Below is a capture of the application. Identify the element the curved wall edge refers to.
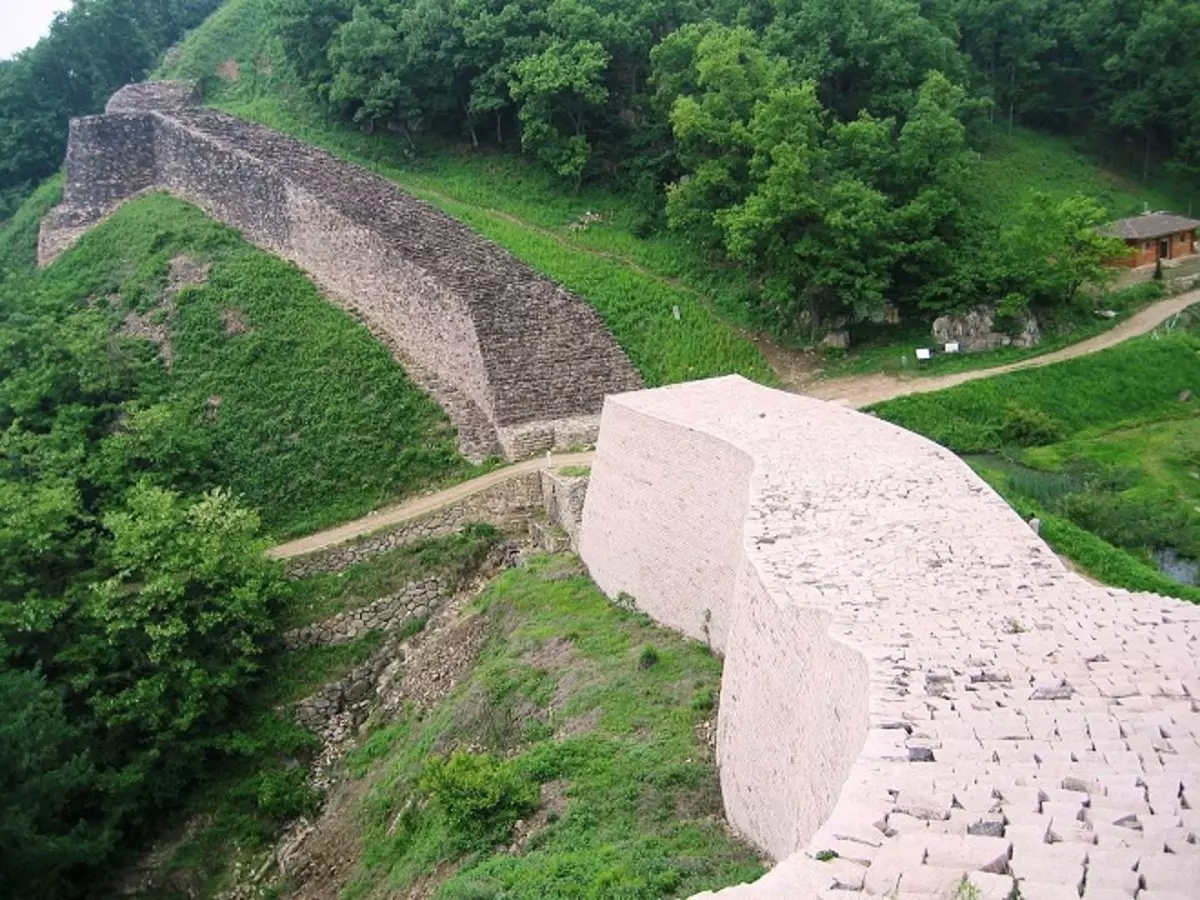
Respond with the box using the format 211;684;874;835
580;375;1200;899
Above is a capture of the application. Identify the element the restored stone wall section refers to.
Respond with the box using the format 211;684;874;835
581;405;752;652
580;397;867;860
581;376;1200;899
40;82;643;460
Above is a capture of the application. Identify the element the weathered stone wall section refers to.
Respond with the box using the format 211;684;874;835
539;469;589;550
580;376;1200;900
283;578;444;649
40;82;643;460
283;472;544;578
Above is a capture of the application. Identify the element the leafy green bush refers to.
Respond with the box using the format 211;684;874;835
999;403;1066;446
420;751;539;850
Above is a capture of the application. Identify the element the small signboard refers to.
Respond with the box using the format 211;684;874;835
944;342;960;354
915;348;932;361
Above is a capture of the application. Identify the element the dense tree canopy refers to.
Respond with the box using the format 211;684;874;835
266;0;1182;332
0;0;223;218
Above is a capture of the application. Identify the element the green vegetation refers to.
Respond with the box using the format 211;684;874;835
284;523;504;628
193;0;1198;345
874;308;1200;602
965;129;1192;232
0;176;62;278
329;556;763;899
0;0;223;217
7;192;471;536
0;188;483;898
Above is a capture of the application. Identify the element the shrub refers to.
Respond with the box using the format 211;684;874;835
638;645;661;670
999;403;1066;446
419;751;539;850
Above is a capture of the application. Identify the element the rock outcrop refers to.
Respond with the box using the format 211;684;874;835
932;305;1040;353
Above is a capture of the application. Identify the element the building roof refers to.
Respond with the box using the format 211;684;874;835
1102;212;1200;240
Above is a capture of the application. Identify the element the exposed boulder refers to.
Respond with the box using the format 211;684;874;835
931;306;1039;353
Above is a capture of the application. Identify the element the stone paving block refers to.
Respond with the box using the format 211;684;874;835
1138;853;1200;894
1080;888;1134;900
898;866;968;895
1009;843;1087;886
1017;880;1086;900
964;871;1014;900
922;834;1010;873
862;834;927;896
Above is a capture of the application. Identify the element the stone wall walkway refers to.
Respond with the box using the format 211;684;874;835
579;376;1200;900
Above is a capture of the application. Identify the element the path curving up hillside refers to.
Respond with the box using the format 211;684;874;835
268;451;595;560
270;291;1198;559
804;290;1200;407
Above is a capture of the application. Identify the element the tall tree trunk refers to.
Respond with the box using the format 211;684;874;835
496;112;503;145
1143;132;1152;182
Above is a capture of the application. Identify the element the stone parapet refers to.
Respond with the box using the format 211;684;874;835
580;375;1200;899
40;82;642;461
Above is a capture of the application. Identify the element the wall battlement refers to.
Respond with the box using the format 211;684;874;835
40;82;642;461
580;376;1200;899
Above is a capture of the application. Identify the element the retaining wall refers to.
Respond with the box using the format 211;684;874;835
40;82;642;460
580;375;1200;899
281;471;544;577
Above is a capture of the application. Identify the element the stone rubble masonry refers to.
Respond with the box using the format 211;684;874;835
578;375;1200;900
39;81;643;461
540;468;589;550
284;472;542;577
282;577;444;649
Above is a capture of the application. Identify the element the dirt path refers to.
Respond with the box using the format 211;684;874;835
803;290;1200;408
269;293;1197;562
268;451;595;560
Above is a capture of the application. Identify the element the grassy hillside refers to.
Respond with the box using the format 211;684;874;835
873;311;1200;603
160;0;777;387
138;550;764;899
2;190;472;537
0;176;63;277
966;128;1196;231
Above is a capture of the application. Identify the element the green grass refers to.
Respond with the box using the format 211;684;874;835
965;128;1197;231
0;175;63;278
159;0;776;387
21;192;474;536
874;310;1200;601
283;524;504;629
820;282;1168;379
872;322;1200;453
334;556;764;899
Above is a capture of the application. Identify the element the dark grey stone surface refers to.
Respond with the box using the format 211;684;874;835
41;82;643;460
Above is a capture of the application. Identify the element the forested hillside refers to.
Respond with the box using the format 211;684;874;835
0;0;226;218
0;191;472;899
252;0;1197;338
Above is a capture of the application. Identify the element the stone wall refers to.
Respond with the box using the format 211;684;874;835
283;577;444;649
40;81;642;461
282;471;544;577
539;469;589;550
580;376;1200;899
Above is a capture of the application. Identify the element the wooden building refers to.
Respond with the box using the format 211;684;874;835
1102;212;1200;267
